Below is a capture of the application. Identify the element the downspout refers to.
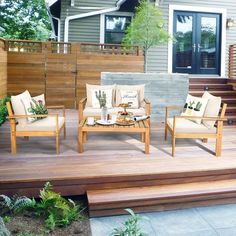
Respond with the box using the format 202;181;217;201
45;3;61;41
64;0;127;42
52;16;61;42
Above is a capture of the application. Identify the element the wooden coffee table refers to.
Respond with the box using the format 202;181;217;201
78;118;150;154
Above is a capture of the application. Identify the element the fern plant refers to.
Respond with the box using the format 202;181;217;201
0;194;35;215
111;209;148;236
31;182;83;230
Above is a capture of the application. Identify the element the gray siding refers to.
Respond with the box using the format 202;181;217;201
60;0;117;41
147;0;236;76
59;0;236;76
69;15;100;42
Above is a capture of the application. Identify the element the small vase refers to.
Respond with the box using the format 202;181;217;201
101;106;108;122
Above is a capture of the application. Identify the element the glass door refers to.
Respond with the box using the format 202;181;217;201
173;11;221;75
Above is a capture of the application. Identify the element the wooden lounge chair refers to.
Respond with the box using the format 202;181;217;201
6;91;66;154
165;103;227;157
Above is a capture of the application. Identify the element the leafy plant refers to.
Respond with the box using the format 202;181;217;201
31;182;83;231
2;216;11;224
122;0;171;72
0;194;35;215
111;208;148;236
16;232;44;236
0;217;11;236
0;96;10;126
0;0;51;40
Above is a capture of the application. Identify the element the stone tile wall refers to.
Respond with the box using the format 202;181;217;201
101;72;189;121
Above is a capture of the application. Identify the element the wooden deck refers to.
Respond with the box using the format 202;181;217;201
1;109;236;216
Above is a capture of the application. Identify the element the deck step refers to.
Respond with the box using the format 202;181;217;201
190;90;236;97
88;179;236;217
189;78;228;84
189;84;233;91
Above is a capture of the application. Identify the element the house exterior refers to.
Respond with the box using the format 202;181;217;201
48;0;236;77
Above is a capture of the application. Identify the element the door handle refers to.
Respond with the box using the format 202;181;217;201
197;43;201;52
192;44;196;52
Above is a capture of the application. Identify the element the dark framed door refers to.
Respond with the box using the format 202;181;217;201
173;11;221;75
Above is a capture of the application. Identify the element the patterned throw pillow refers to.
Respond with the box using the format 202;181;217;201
120;90;139;108
91;89;113;108
21;97;48;122
181;94;208;124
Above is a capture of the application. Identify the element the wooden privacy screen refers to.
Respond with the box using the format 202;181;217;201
6;40;144;108
0;39;7;99
229;44;236;79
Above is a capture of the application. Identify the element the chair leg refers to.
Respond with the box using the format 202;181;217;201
64;124;66;139
172;136;175;157
56;134;60;154
11;132;17;154
215;136;222;157
165;124;167;140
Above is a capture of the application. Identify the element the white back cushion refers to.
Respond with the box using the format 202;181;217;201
202;91;222;128
11;90;31;126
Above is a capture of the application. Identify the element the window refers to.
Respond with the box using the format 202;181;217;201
105;15;131;44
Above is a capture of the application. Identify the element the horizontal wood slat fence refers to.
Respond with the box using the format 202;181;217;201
229;44;236;79
0;39;7;99
6;39;144;108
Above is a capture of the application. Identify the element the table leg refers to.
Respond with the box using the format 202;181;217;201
83;132;87;142
78;127;84;153
145;128;150;154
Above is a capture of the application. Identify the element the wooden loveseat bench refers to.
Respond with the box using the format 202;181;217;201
78;84;150;122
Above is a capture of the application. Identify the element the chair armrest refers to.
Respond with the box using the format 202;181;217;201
7;114;58;119
143;98;151;116
174;115;227;122
165;105;183;125
78;97;87;122
47;105;65;118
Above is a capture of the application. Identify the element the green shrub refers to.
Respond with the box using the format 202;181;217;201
111;209;148;236
0;194;34;215
31;182;83;231
0;96;10;126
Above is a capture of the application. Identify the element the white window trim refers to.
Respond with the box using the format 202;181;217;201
168;5;227;77
100;12;134;44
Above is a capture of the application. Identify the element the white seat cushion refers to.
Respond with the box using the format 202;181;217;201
83;107;146;117
167;118;216;134
16;116;65;132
